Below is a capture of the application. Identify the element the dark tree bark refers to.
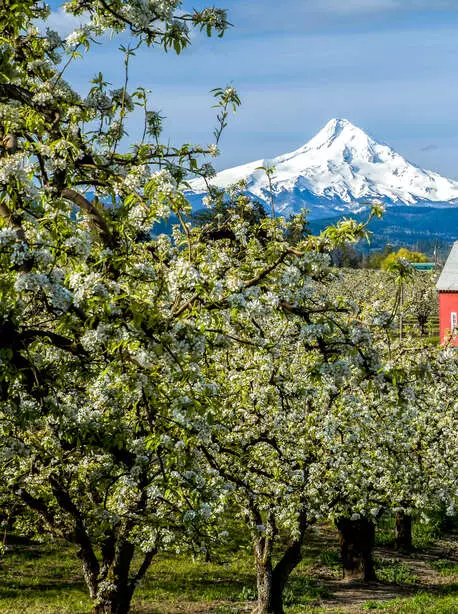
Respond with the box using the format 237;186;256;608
90;543;156;614
253;554;274;614
252;511;308;614
20;475;155;614
76;545;99;601
418;316;428;337
92;583;134;614
93;539;136;614
336;516;376;582
395;511;413;552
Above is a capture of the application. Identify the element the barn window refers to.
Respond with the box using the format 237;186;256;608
451;312;457;331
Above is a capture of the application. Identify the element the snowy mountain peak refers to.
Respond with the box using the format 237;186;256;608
188;119;458;219
308;117;358;147
299;118;384;166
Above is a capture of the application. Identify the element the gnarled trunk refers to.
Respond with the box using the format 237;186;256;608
76;544;99;600
253;556;274;614
395;511;413;552
252;539;307;614
92;540;136;614
92;583;134;614
252;512;308;614
82;540;156;614
336;516;376;582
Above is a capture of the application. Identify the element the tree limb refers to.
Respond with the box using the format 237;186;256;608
0;83;33;106
129;548;157;592
0;200;26;241
19;329;87;356
244;251;290;289
61;188;113;246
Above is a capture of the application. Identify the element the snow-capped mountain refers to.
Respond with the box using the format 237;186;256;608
188;118;458;219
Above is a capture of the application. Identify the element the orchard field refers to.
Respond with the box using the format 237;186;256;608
328;268;440;343
0;2;457;614
1;519;457;613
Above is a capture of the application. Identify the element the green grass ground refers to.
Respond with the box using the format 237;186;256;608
0;525;457;614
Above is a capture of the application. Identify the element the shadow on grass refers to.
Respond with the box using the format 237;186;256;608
0;583;87;599
139;564;254;602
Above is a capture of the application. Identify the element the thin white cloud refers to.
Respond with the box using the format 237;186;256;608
41;7;88;36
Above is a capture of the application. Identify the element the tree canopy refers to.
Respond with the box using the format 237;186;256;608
0;3;457;614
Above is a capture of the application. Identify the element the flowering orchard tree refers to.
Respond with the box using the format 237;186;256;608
0;2;381;612
173;200;396;612
0;1;238;613
321;339;457;567
185;214;457;611
187;261;384;611
1;4;456;614
406;270;437;337
328;268;457;559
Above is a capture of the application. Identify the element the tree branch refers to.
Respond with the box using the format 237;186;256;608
0;83;33;106
244;251;290;289
61;188;113;246
129;548;157;592
48;475;100;594
0;200;26;241
16;488;57;530
19;329;87;356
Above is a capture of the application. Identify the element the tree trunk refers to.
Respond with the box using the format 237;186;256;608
92;580;135;614
253;557;274;614
419;317;428;337
269;511;308;614
336;517;376;582
399;282;404;341
253;544;304;614
252;512;308;614
76;545;100;601
91;541;136;614
90;542;156;614
395;511;413;552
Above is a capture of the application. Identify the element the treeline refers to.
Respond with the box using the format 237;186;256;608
330;243;437;269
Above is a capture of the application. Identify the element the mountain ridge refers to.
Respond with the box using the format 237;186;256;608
188;118;458;219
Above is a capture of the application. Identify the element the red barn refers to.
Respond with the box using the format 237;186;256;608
437;242;458;346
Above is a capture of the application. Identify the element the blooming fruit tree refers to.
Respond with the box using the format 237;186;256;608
0;1;237;613
1;4;457;614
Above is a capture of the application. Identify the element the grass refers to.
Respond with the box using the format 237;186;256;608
1;525;457;613
0;541;91;613
363;591;458;613
412;520;442;550
430;559;458;577
282;577;331;608
374;558;418;585
375;515;396;548
0;537;329;613
318;549;341;569
0;541;255;613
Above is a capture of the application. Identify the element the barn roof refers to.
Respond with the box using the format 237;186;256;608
436;242;458;291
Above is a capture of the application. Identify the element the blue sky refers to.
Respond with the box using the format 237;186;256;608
48;1;458;178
